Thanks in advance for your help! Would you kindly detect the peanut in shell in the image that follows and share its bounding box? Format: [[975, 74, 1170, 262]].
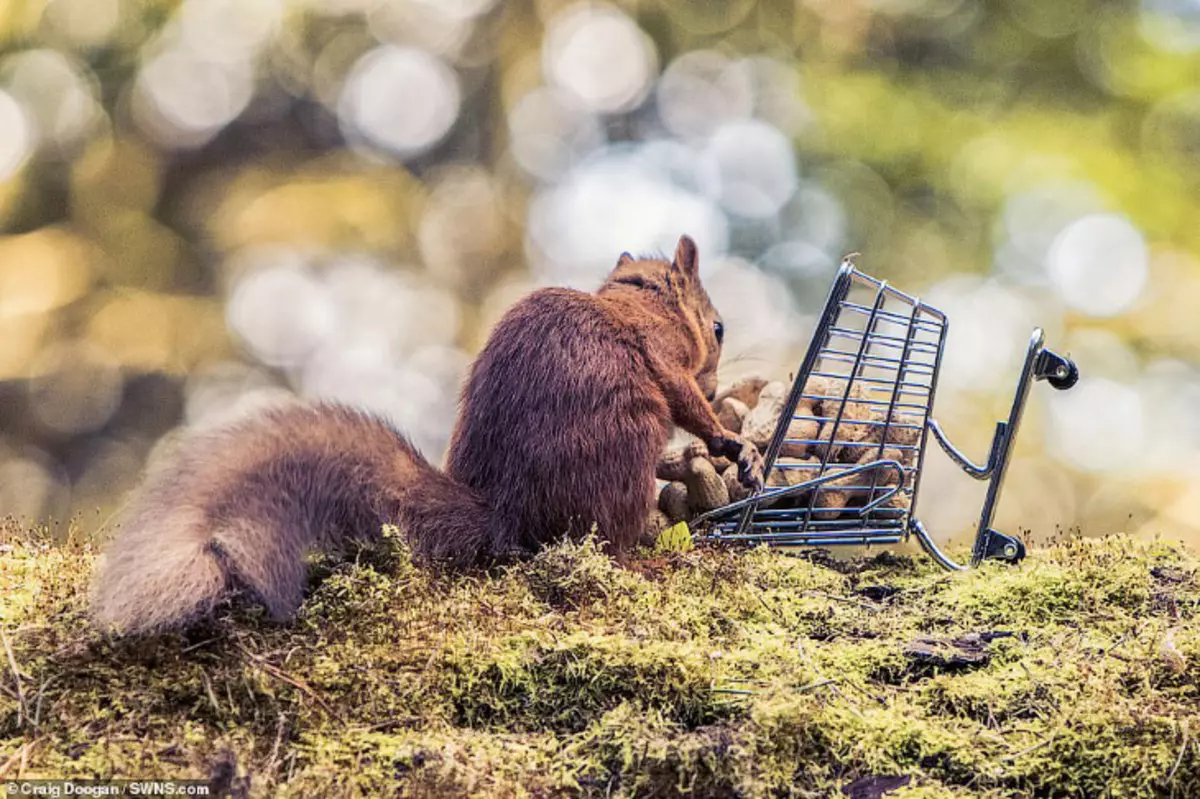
[[641, 510, 672, 545], [656, 448, 691, 482], [658, 481, 691, 523], [723, 467, 751, 502], [683, 457, 730, 513], [713, 377, 768, 410], [716, 397, 749, 434]]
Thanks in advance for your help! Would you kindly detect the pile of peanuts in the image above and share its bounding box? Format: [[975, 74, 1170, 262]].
[[647, 375, 923, 536]]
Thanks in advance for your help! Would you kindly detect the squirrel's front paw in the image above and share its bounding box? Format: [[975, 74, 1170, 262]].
[[709, 434, 764, 493]]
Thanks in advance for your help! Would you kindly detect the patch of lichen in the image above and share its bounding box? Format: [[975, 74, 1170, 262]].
[[1, 525, 1198, 797]]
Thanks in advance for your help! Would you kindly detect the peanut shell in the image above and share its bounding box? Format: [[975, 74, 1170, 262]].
[[741, 381, 788, 449], [723, 467, 751, 502], [658, 481, 691, 524], [684, 457, 730, 513], [714, 377, 768, 410], [716, 397, 749, 434], [656, 448, 691, 482], [641, 510, 672, 545]]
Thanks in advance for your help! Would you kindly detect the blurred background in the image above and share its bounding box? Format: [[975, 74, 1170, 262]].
[[0, 0, 1198, 549]]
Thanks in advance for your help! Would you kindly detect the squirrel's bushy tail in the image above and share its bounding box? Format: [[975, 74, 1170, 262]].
[[90, 403, 491, 637]]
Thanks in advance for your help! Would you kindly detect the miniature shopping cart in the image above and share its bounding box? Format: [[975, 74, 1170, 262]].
[[694, 260, 1078, 570]]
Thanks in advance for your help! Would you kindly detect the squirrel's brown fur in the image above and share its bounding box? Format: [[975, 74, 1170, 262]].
[[90, 235, 764, 636]]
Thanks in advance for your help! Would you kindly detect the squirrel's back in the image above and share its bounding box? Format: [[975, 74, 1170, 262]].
[[447, 287, 673, 555]]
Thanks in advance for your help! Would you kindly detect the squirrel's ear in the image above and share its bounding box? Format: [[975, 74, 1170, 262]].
[[616, 252, 635, 267], [672, 235, 699, 280]]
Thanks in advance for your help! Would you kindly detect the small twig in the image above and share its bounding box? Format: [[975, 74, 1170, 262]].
[[836, 677, 888, 706], [794, 639, 862, 716], [236, 645, 343, 723], [753, 592, 790, 627], [799, 678, 836, 693], [0, 740, 34, 778], [1001, 738, 1051, 762], [265, 712, 289, 777], [1165, 719, 1189, 785], [32, 674, 59, 731], [803, 591, 881, 613], [200, 669, 221, 716], [1100, 629, 1133, 658], [181, 636, 222, 654], [1, 628, 27, 728]]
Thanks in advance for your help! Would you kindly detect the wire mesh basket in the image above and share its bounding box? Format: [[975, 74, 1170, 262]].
[[694, 260, 1079, 570]]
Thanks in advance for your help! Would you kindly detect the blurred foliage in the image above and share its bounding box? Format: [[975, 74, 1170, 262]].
[[0, 0, 1198, 547]]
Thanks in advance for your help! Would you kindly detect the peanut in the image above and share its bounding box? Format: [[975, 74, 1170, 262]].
[[714, 377, 768, 410], [684, 456, 730, 513], [856, 446, 911, 511], [656, 448, 691, 482], [723, 467, 751, 502], [684, 439, 710, 461], [782, 397, 820, 458], [658, 481, 691, 523], [741, 381, 788, 449], [813, 468, 855, 521], [808, 378, 876, 462], [642, 510, 672, 545], [716, 396, 749, 434]]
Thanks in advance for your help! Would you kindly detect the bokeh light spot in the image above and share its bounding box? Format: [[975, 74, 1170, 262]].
[[28, 342, 123, 436], [2, 49, 102, 152], [507, 87, 605, 181], [1046, 213, 1148, 317], [134, 48, 254, 147], [926, 276, 1044, 392], [699, 120, 798, 218], [0, 450, 65, 523], [0, 89, 34, 180], [527, 146, 728, 287], [180, 0, 283, 63], [1047, 377, 1145, 472], [43, 0, 122, 47], [338, 45, 461, 159], [542, 4, 657, 114], [656, 50, 752, 139], [226, 259, 336, 367]]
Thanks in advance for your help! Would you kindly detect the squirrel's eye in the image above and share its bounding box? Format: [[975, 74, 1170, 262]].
[[713, 320, 724, 344]]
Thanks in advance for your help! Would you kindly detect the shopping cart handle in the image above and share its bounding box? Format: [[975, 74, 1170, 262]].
[[1034, 348, 1078, 390], [927, 418, 1002, 480]]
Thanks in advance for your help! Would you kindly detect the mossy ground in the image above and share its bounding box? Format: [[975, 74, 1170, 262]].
[[1, 520, 1197, 798]]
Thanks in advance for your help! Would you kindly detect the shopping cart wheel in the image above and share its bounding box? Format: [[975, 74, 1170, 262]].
[[1034, 348, 1078, 391], [973, 528, 1027, 566], [1047, 359, 1079, 390]]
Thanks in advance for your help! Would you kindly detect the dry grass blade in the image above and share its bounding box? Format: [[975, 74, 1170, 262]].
[[234, 644, 344, 724], [1, 627, 27, 729]]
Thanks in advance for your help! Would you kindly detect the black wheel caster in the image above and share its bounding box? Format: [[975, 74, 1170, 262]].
[[1035, 349, 1079, 391]]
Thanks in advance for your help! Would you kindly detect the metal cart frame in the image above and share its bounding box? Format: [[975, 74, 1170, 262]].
[[695, 261, 1078, 570]]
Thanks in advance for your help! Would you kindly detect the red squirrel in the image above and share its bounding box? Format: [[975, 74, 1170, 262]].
[[90, 235, 765, 635]]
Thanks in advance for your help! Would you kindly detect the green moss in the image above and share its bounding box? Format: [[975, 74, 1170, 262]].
[[1, 531, 1197, 797]]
